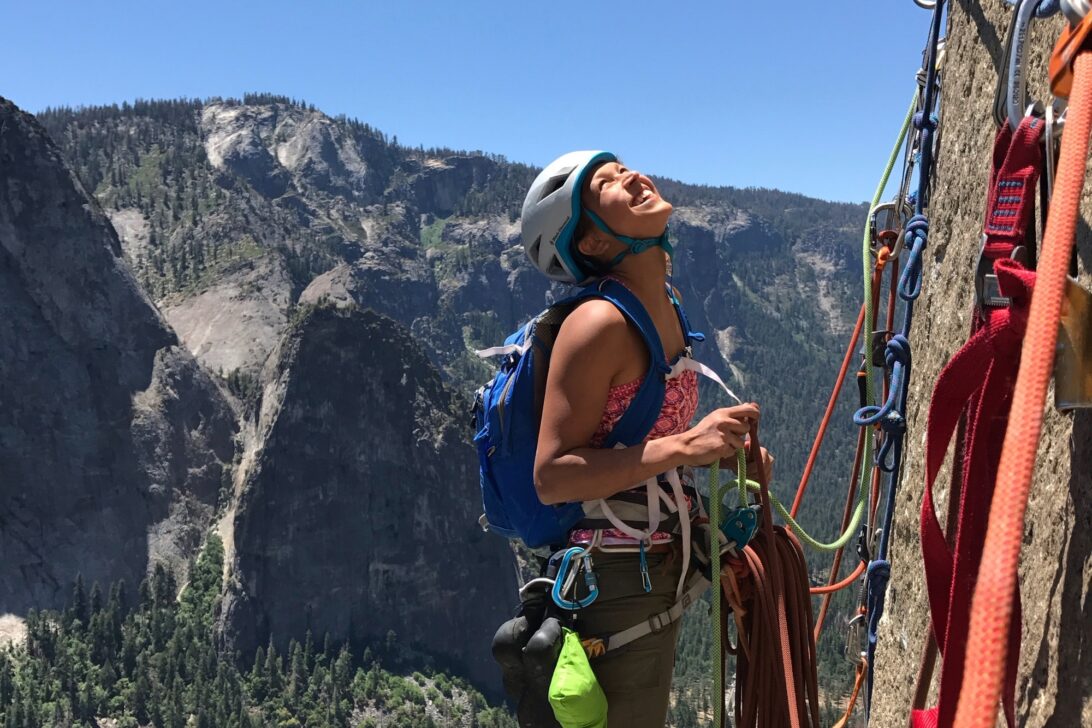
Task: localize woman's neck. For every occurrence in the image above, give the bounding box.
[605,249,670,305]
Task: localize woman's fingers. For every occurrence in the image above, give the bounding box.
[728,403,760,422]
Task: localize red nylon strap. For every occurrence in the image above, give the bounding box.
[977,117,1043,318]
[982,117,1044,248]
[914,262,1034,728]
[911,117,1042,728]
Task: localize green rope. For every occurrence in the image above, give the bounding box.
[710,450,747,728]
[709,461,722,728]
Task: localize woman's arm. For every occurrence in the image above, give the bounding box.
[533,300,758,505]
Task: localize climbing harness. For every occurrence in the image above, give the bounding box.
[954,10,1092,727]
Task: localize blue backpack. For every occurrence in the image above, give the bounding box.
[472,278,704,548]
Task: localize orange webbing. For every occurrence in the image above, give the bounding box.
[952,50,1092,728]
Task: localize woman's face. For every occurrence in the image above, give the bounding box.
[582,162,673,239]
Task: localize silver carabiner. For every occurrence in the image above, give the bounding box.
[994,0,1045,130]
[845,612,868,665]
[869,200,913,259]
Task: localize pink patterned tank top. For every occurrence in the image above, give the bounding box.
[570,368,699,546]
[590,370,699,447]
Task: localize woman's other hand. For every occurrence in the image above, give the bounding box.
[675,403,760,467]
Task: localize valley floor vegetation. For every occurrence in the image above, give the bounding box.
[0,536,514,728]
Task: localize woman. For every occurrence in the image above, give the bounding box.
[523,151,768,726]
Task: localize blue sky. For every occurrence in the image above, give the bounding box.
[4,1,937,203]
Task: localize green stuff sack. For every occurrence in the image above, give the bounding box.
[548,629,607,728]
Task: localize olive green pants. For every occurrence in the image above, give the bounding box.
[573,548,686,728]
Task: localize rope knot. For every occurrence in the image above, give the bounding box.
[884,334,912,370]
[904,214,929,240]
[899,217,930,302]
[866,559,891,588]
[913,111,938,132]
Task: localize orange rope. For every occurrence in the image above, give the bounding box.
[811,561,866,597]
[832,660,868,728]
[953,49,1092,728]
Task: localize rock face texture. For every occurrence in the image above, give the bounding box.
[0,98,236,612]
[221,306,513,688]
[869,5,1092,726]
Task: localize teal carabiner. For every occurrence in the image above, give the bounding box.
[550,547,599,610]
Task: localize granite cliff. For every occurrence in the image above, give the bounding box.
[0,98,236,614]
[221,305,513,689]
[869,4,1092,726]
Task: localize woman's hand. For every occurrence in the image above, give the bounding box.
[675,403,760,467]
[737,443,774,480]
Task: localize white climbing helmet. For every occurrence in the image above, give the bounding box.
[521,150,617,283]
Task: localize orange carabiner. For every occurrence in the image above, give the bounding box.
[1050,13,1092,98]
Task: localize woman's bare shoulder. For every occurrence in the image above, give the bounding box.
[557,298,630,349]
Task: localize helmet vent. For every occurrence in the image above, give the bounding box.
[538,171,573,202]
[546,255,568,278]
[527,235,542,263]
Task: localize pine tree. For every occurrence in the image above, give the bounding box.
[68,574,89,629]
[89,582,103,617]
[288,640,305,699]
[265,641,283,695]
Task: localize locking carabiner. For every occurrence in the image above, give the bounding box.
[550,547,600,610]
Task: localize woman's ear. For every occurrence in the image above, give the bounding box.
[576,231,611,259]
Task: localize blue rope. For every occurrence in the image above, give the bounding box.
[860,1,946,719]
[898,215,931,301]
[1035,0,1060,18]
[865,559,892,686]
[1001,0,1060,18]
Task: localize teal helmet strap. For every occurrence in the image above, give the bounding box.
[583,209,673,269]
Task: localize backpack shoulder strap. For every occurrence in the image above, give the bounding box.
[584,279,669,448]
[667,284,706,349]
[663,284,743,405]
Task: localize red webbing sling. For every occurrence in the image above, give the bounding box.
[955,42,1092,728]
[911,116,1043,728]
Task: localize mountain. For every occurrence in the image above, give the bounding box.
[220,304,514,689]
[0,97,236,614]
[35,94,868,548]
[5,91,878,722]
